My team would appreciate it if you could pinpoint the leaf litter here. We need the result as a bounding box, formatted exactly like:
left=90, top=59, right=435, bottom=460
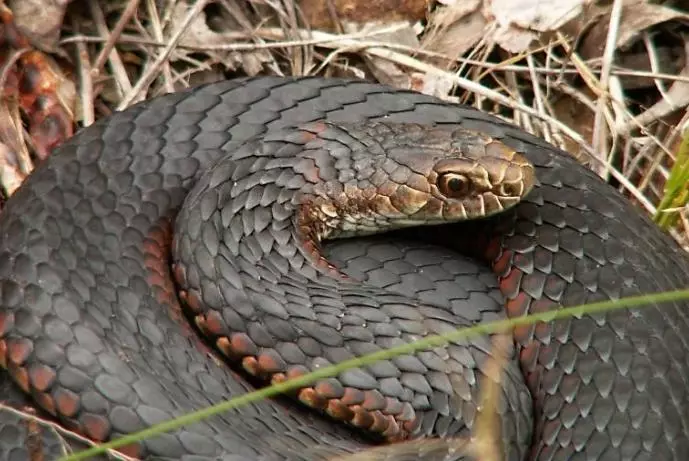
left=2, top=0, right=689, bottom=459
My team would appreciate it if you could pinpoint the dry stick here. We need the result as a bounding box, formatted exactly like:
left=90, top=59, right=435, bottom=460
left=554, top=35, right=656, bottom=212
left=526, top=53, right=552, bottom=144
left=591, top=0, right=623, bottom=181
left=63, top=22, right=658, bottom=214
left=308, top=30, right=658, bottom=215
left=0, top=403, right=137, bottom=461
left=118, top=0, right=211, bottom=109
left=92, top=0, right=141, bottom=74
left=88, top=0, right=134, bottom=96
left=72, top=20, right=95, bottom=127
left=58, top=32, right=689, bottom=86
left=632, top=34, right=677, bottom=192
left=469, top=333, right=513, bottom=461
left=145, top=0, right=175, bottom=94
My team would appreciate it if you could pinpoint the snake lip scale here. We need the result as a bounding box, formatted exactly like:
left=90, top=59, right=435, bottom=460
left=1, top=76, right=689, bottom=461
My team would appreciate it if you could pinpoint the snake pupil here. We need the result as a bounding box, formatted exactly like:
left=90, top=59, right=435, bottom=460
left=448, top=178, right=464, bottom=191
left=439, top=173, right=470, bottom=197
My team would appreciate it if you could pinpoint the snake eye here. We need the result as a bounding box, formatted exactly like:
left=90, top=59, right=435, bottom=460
left=438, top=173, right=471, bottom=198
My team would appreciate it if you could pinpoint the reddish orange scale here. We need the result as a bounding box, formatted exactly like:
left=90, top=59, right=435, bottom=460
left=144, top=270, right=166, bottom=292
left=203, top=311, right=226, bottom=336
left=350, top=405, right=374, bottom=428
left=270, top=373, right=287, bottom=385
left=531, top=297, right=557, bottom=314
left=230, top=333, right=258, bottom=356
left=298, top=387, right=327, bottom=409
left=28, top=364, right=56, bottom=392
left=314, top=380, right=342, bottom=399
left=382, top=417, right=402, bottom=439
left=257, top=353, right=285, bottom=373
left=493, top=248, right=513, bottom=276
left=286, top=365, right=309, bottom=379
left=383, top=397, right=404, bottom=416
left=0, top=340, right=7, bottom=367
left=326, top=399, right=355, bottom=421
left=116, top=443, right=143, bottom=459
left=54, top=388, right=80, bottom=418
left=194, top=315, right=208, bottom=335
left=361, top=390, right=386, bottom=411
left=505, top=291, right=531, bottom=318
left=500, top=269, right=523, bottom=298
left=518, top=342, right=540, bottom=373
left=81, top=413, right=111, bottom=442
left=0, top=311, right=14, bottom=336
left=172, top=262, right=187, bottom=287
left=241, top=356, right=261, bottom=376
left=368, top=411, right=389, bottom=433
left=185, top=290, right=203, bottom=313
left=9, top=364, right=30, bottom=392
left=7, top=338, right=32, bottom=365
left=34, top=391, right=56, bottom=415
left=216, top=337, right=233, bottom=357
left=340, top=387, right=365, bottom=405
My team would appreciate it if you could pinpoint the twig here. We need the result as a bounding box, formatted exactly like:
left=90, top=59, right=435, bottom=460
left=591, top=0, right=623, bottom=172
left=72, top=19, right=95, bottom=126
left=56, top=32, right=689, bottom=86
left=145, top=0, right=174, bottom=94
left=92, top=0, right=141, bottom=74
left=88, top=0, right=134, bottom=96
left=0, top=403, right=136, bottom=461
left=118, top=0, right=212, bottom=109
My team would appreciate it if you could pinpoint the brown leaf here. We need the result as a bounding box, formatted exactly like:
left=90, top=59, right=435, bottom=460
left=299, top=0, right=427, bottom=31
left=342, top=21, right=421, bottom=89
left=170, top=1, right=272, bottom=76
left=550, top=90, right=595, bottom=163
left=410, top=71, right=456, bottom=98
left=8, top=0, right=73, bottom=50
left=580, top=1, right=689, bottom=59
left=422, top=0, right=487, bottom=63
left=490, top=0, right=588, bottom=32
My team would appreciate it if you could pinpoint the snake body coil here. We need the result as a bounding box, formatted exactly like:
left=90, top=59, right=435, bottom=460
left=1, top=76, right=689, bottom=461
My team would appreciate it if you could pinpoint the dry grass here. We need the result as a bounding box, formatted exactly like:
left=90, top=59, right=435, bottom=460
left=3, top=0, right=689, bottom=459
left=4, top=0, right=687, bottom=246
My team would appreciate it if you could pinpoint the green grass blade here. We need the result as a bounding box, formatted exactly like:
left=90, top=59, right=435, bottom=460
left=61, top=288, right=689, bottom=461
left=654, top=125, right=689, bottom=229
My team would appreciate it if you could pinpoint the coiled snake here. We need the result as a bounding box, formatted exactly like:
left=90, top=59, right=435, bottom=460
left=1, top=76, right=689, bottom=461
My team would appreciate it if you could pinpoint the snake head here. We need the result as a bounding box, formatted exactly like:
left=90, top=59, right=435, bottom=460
left=315, top=124, right=536, bottom=238
left=426, top=135, right=536, bottom=220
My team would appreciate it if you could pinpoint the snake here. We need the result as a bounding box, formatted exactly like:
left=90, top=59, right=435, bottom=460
left=2, top=76, right=689, bottom=461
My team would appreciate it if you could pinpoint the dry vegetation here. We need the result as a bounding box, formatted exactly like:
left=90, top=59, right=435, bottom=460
left=3, top=0, right=689, bottom=244
left=2, top=0, right=689, bottom=459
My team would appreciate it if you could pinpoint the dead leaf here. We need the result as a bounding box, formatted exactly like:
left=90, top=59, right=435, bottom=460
left=487, top=0, right=591, bottom=53
left=410, top=71, right=456, bottom=98
left=342, top=21, right=421, bottom=89
left=300, top=0, right=428, bottom=31
left=618, top=44, right=689, bottom=133
left=170, top=1, right=272, bottom=76
left=550, top=90, right=595, bottom=162
left=489, top=0, right=588, bottom=32
left=580, top=1, right=689, bottom=59
left=422, top=0, right=488, bottom=64
left=491, top=24, right=538, bottom=54
left=615, top=2, right=689, bottom=49
left=8, top=0, right=73, bottom=50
